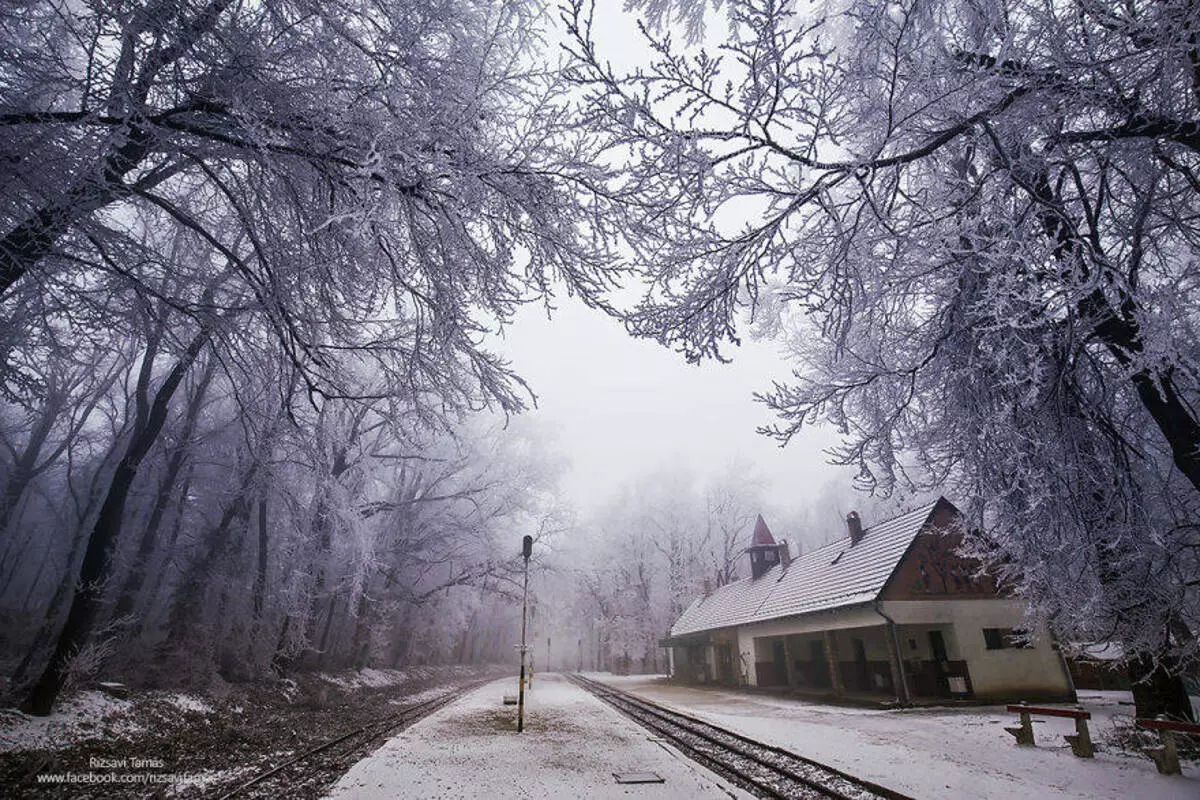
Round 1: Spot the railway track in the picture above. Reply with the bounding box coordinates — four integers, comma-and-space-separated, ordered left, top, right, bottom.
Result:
211, 680, 483, 800
569, 674, 912, 800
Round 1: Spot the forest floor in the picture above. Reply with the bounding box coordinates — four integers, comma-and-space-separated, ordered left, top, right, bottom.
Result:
0, 664, 505, 799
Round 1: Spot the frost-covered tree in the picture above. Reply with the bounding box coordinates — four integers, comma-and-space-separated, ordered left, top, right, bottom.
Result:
1, 0, 626, 714
563, 466, 768, 673
1, 0, 621, 411
567, 0, 1200, 718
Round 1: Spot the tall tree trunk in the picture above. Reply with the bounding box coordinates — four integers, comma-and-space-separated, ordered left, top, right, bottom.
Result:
271, 615, 294, 675
109, 359, 216, 629
351, 581, 373, 670
19, 540, 56, 611
158, 459, 258, 655
0, 394, 68, 585
455, 606, 478, 665
299, 423, 358, 665
315, 592, 339, 668
252, 492, 269, 622
0, 393, 61, 550
23, 332, 207, 715
1128, 652, 1196, 722
301, 490, 337, 666
135, 462, 193, 642
7, 525, 88, 694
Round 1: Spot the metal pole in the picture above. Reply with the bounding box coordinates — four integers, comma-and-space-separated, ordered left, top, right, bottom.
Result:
518, 535, 532, 733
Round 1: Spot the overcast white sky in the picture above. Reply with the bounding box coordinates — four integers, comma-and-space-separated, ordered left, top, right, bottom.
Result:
482, 2, 875, 539
492, 298, 853, 520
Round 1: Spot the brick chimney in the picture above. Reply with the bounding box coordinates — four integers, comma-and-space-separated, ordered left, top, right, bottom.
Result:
777, 540, 791, 568
847, 511, 864, 545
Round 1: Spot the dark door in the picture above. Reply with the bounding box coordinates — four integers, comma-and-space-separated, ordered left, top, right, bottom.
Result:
772, 639, 788, 686
929, 630, 948, 661
716, 643, 733, 683
928, 630, 949, 695
852, 637, 869, 692
687, 645, 706, 682
810, 639, 830, 687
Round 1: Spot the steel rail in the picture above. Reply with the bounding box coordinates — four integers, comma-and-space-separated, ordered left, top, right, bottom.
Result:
212, 681, 481, 800
570, 674, 912, 800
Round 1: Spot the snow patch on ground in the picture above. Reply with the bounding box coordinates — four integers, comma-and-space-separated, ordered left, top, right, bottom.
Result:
326, 674, 752, 799
158, 692, 213, 715
0, 691, 142, 753
324, 671, 403, 690
388, 687, 450, 706
324, 668, 411, 690
322, 664, 482, 691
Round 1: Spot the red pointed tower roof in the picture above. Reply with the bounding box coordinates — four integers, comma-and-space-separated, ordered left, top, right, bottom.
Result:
749, 514, 776, 548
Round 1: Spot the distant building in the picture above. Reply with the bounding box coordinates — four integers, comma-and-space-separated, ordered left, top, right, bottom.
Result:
661, 498, 1075, 704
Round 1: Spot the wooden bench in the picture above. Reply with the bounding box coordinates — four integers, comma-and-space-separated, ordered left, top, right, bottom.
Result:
1136, 716, 1200, 775
1005, 703, 1093, 758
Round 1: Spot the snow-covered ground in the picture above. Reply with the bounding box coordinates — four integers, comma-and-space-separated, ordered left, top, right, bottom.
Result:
0, 690, 143, 753
160, 692, 214, 715
0, 688, 225, 754
387, 687, 453, 706
324, 668, 416, 690
595, 674, 1200, 800
325, 674, 751, 799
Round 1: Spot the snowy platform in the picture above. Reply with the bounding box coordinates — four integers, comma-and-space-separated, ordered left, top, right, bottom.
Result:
598, 675, 1200, 800
324, 673, 749, 799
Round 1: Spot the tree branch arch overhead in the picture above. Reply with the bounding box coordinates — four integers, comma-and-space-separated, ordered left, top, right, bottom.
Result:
567, 0, 1200, 707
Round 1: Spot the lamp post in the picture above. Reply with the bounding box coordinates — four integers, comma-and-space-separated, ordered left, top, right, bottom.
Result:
517, 534, 532, 733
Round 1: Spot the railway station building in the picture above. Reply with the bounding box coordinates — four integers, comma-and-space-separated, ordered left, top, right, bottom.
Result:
661, 498, 1076, 705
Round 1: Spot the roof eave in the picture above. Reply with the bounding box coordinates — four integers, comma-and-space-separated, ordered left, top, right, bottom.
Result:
668, 597, 879, 640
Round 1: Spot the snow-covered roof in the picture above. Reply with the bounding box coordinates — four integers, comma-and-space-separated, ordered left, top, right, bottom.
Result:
670, 500, 945, 638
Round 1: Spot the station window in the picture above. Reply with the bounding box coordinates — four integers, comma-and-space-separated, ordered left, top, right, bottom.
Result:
983, 627, 1032, 650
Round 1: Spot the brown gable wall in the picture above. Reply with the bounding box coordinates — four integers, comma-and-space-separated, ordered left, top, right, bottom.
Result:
880, 501, 1004, 600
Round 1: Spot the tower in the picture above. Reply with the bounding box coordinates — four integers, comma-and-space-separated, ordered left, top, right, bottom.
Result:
747, 514, 781, 579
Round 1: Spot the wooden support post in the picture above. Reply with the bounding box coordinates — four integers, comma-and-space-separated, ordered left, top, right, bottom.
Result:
1144, 717, 1182, 776
823, 630, 844, 697
1004, 704, 1035, 746
1063, 712, 1094, 758
782, 636, 795, 688
882, 626, 907, 704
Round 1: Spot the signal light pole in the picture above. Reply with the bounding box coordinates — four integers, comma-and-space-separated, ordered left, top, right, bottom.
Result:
517, 534, 532, 733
